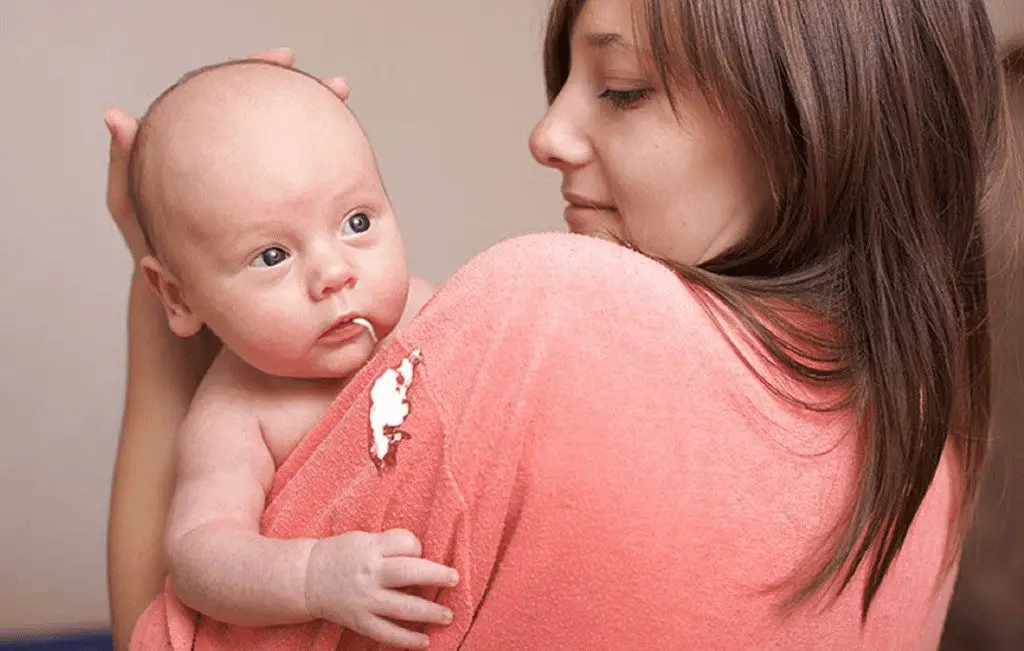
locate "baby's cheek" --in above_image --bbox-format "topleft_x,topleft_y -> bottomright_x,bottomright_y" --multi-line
356,271 -> 401,316
241,315 -> 314,362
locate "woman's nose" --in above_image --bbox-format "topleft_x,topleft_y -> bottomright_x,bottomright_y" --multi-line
310,253 -> 357,301
529,96 -> 593,171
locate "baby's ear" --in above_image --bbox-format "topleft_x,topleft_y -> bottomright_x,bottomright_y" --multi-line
139,255 -> 203,338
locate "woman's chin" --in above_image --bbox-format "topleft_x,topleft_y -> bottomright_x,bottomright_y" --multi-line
563,206 -> 625,244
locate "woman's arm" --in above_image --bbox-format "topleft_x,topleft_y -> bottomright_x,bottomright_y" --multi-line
107,272 -> 219,651
108,272 -> 220,646
104,104 -> 221,650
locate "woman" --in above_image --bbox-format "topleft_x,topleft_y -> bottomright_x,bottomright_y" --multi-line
106,0 -> 1008,648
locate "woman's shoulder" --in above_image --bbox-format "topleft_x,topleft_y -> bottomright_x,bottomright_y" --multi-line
408,231 -> 864,490
449,232 -> 697,300
423,232 -> 716,341
406,232 -> 851,470
410,232 -> 823,425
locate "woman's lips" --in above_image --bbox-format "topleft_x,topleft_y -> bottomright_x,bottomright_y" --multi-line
562,190 -> 615,211
564,203 -> 617,234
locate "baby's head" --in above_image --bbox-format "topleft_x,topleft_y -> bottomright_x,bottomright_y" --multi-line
131,60 -> 409,380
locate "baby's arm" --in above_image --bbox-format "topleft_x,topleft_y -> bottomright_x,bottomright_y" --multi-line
163,362 -> 311,624
164,356 -> 459,648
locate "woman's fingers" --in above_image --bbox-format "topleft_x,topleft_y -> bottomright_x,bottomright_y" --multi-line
244,47 -> 295,66
104,107 -> 150,261
104,108 -> 136,221
103,47 -> 348,262
245,47 -> 351,100
322,76 -> 351,101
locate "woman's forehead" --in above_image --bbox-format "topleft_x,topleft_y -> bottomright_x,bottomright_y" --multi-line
574,0 -> 629,33
570,0 -> 650,57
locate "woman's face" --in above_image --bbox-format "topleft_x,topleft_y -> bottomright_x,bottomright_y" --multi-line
530,0 -> 768,266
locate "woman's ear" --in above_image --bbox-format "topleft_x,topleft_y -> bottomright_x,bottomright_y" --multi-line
139,255 -> 203,338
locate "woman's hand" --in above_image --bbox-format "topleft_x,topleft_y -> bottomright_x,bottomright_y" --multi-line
102,47 -> 351,264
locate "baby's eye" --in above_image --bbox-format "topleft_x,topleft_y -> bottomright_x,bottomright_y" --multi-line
342,212 -> 372,236
249,247 -> 289,268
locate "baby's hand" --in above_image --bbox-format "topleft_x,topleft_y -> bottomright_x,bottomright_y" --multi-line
305,528 -> 459,649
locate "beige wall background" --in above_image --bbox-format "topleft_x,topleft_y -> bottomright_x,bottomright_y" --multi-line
0,0 -> 561,634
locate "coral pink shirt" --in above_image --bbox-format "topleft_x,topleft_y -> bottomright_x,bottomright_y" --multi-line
133,233 -> 958,650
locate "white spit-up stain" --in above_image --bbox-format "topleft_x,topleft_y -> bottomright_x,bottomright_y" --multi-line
368,349 -> 422,469
351,317 -> 378,343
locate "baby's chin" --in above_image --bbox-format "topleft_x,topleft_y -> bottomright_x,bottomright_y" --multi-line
249,338 -> 380,383
308,349 -> 378,382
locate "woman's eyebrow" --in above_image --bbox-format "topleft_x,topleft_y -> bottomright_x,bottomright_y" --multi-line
584,31 -> 636,51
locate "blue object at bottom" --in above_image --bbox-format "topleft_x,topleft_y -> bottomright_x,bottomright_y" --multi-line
0,633 -> 113,651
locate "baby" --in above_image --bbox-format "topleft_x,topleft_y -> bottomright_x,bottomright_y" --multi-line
129,60 -> 457,649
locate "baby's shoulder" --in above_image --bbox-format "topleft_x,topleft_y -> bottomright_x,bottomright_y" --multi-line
187,351 -> 334,465
179,351 -> 261,435
191,349 -> 259,406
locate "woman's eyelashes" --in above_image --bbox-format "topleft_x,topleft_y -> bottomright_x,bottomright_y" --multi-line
341,212 -> 372,236
599,87 -> 652,110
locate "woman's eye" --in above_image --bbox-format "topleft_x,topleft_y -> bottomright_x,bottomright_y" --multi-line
249,247 -> 289,268
599,88 -> 652,110
342,212 -> 372,236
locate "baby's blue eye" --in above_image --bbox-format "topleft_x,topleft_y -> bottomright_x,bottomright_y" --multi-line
342,212 -> 372,236
250,247 -> 289,268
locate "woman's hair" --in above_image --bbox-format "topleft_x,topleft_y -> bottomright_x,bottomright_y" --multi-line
544,0 -> 1008,618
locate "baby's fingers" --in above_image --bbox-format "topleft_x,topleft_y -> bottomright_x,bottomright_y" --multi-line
352,614 -> 431,649
380,557 -> 459,589
374,590 -> 454,626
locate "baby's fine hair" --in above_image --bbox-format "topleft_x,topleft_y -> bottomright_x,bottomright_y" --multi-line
126,60 -> 343,258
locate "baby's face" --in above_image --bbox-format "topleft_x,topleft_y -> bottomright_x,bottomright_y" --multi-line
155,66 -> 409,379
